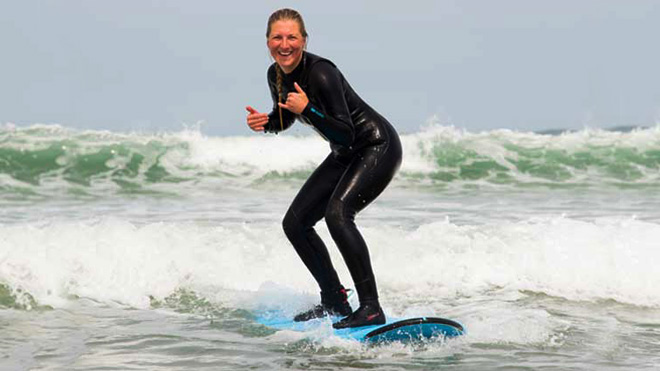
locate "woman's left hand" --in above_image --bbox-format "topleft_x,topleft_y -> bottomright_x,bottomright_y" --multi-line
278,82 -> 309,114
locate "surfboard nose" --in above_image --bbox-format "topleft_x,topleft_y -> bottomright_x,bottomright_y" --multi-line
364,317 -> 465,343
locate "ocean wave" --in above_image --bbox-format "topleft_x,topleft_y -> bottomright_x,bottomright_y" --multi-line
2,123 -> 660,196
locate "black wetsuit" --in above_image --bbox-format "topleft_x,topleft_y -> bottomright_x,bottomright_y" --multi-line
264,51 -> 402,308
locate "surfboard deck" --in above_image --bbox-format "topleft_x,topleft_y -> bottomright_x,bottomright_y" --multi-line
255,311 -> 465,343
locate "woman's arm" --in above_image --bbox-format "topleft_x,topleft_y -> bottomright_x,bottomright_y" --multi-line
300,62 -> 355,146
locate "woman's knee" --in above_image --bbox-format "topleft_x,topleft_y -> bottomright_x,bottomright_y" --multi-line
325,199 -> 351,234
282,208 -> 300,240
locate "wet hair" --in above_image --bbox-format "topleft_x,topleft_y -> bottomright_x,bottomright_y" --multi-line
266,8 -> 308,131
266,8 -> 308,39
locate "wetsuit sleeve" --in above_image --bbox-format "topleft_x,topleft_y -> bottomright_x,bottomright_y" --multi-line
301,62 -> 355,146
264,65 -> 295,134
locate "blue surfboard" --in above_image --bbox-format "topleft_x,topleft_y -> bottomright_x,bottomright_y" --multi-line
255,311 -> 465,344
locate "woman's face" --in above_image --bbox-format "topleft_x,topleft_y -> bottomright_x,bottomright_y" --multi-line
267,19 -> 305,74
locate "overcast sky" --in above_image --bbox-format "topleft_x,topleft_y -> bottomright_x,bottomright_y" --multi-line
1,0 -> 659,135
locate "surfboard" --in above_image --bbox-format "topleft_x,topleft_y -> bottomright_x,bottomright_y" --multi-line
255,311 -> 465,344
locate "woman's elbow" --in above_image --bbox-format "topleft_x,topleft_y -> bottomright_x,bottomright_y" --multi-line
336,128 -> 355,147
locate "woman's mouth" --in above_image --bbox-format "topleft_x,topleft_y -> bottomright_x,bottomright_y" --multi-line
278,50 -> 293,57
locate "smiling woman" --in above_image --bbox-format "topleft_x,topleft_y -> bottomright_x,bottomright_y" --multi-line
266,11 -> 307,74
244,8 -> 403,329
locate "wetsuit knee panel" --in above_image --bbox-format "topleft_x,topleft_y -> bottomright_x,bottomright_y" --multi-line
324,199 -> 353,232
282,208 -> 301,239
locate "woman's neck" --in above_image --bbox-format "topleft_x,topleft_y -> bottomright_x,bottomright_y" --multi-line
281,51 -> 305,74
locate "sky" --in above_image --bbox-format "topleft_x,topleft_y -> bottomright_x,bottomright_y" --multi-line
1,0 -> 659,136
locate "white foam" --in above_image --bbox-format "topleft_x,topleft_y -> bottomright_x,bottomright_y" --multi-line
1,216 -> 659,310
177,129 -> 328,174
371,216 -> 660,307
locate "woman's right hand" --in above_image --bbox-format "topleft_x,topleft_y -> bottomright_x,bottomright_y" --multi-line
246,106 -> 269,132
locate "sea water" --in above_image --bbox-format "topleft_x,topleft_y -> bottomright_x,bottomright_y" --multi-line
1,123 -> 659,370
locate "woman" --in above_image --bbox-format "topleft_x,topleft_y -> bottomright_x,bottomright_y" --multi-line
246,8 -> 402,329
